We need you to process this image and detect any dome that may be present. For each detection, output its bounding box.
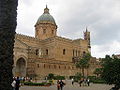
[36,6,56,25]
[36,13,56,25]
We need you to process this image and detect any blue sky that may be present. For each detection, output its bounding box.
[16,0,120,58]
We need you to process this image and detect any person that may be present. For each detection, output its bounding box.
[59,80,65,90]
[71,78,74,85]
[23,77,25,82]
[11,78,16,90]
[87,78,90,86]
[15,77,20,90]
[83,78,87,86]
[79,78,83,87]
[57,80,60,90]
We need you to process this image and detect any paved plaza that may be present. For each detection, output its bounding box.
[20,80,113,90]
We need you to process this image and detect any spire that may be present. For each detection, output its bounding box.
[46,4,47,8]
[44,5,49,14]
[86,26,88,32]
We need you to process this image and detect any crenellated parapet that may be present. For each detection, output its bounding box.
[55,36,87,47]
[55,36,73,42]
[15,33,41,42]
[73,38,84,41]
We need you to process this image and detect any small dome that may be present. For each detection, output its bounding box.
[36,6,56,25]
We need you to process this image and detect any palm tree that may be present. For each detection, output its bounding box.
[0,0,18,89]
[93,68,103,77]
[76,53,91,77]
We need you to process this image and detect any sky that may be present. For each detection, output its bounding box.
[16,0,120,58]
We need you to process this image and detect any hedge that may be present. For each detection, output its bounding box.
[24,82,51,86]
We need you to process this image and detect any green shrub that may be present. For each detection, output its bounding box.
[54,75,65,80]
[87,76,96,82]
[92,79,106,84]
[24,82,51,86]
[47,73,55,80]
[87,76,106,84]
[46,73,65,80]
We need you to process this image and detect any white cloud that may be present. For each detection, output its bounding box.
[16,0,120,58]
[92,40,120,58]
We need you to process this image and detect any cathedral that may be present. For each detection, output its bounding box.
[13,6,94,79]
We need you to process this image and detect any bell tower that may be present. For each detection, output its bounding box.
[84,27,90,45]
[84,27,91,53]
[35,5,57,40]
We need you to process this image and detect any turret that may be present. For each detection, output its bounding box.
[84,27,90,45]
[84,27,91,53]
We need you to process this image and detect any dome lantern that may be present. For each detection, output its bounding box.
[44,5,49,14]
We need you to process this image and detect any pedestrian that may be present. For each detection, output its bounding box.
[57,80,60,90]
[11,78,16,90]
[71,78,74,85]
[83,78,87,86]
[87,78,90,86]
[59,80,65,90]
[15,77,20,90]
[79,80,82,87]
[79,78,83,87]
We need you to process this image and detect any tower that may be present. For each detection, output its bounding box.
[35,5,57,40]
[84,27,91,52]
[84,27,90,44]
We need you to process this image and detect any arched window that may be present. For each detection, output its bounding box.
[63,49,66,55]
[36,49,39,55]
[46,49,48,55]
[73,50,74,56]
[64,66,66,69]
[52,30,54,34]
[44,64,45,68]
[59,66,60,69]
[76,50,77,56]
[83,51,86,56]
[37,64,39,68]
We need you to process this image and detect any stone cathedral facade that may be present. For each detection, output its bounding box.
[13,6,97,79]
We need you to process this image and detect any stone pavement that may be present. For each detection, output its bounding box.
[20,84,112,90]
[20,80,113,90]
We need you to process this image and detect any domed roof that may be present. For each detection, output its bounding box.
[36,6,56,25]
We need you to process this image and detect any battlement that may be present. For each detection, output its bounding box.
[15,33,41,42]
[55,36,87,46]
[73,38,84,41]
[55,36,73,42]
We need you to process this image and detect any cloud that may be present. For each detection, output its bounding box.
[16,0,120,58]
[92,40,120,58]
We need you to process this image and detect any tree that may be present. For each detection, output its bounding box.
[101,55,120,90]
[0,0,18,89]
[76,53,91,77]
[47,73,55,80]
[73,72,82,82]
[93,68,103,77]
